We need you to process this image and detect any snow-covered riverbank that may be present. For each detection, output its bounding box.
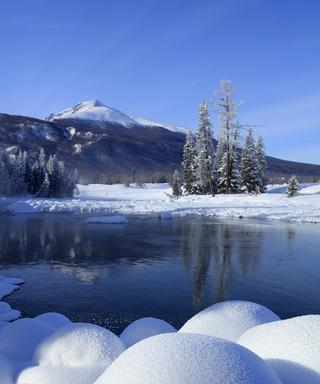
[0,272,320,383]
[4,183,320,223]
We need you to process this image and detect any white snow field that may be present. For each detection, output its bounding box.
[120,317,177,348]
[94,333,282,384]
[239,315,320,384]
[5,182,320,223]
[179,301,280,342]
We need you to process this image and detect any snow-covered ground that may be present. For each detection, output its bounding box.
[5,182,320,223]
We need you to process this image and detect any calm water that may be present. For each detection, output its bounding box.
[0,213,319,334]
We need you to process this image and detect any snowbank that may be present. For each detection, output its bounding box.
[0,318,55,362]
[94,333,281,384]
[18,365,105,384]
[120,317,176,348]
[6,201,38,214]
[0,274,24,300]
[0,301,21,322]
[34,312,72,328]
[85,215,128,224]
[179,300,280,342]
[5,183,320,223]
[34,323,125,368]
[239,315,320,384]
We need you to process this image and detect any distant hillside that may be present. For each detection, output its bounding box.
[0,101,319,183]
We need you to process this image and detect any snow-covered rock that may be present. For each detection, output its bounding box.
[17,365,104,384]
[94,333,282,384]
[6,201,37,214]
[85,215,128,224]
[34,312,72,328]
[239,315,320,384]
[179,301,280,342]
[0,318,55,362]
[34,323,125,368]
[48,100,135,127]
[120,317,176,348]
[0,302,21,322]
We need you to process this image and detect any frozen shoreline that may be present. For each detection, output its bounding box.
[3,182,320,223]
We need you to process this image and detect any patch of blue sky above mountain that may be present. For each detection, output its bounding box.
[0,0,319,163]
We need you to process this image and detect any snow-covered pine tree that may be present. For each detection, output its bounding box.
[195,101,214,195]
[11,151,27,195]
[215,80,240,194]
[218,150,242,194]
[37,171,50,197]
[47,154,61,197]
[256,136,267,193]
[0,149,11,196]
[172,169,182,197]
[240,128,259,193]
[182,130,196,194]
[287,176,298,197]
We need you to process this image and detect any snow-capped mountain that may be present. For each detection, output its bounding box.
[48,100,136,127]
[132,116,190,134]
[48,100,190,134]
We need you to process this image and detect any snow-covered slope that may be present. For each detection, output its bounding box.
[133,116,190,134]
[48,100,135,126]
[47,100,190,134]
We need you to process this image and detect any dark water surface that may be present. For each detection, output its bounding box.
[0,213,319,334]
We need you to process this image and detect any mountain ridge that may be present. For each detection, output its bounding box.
[0,103,319,183]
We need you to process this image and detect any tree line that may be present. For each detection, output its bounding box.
[172,80,268,197]
[0,148,78,198]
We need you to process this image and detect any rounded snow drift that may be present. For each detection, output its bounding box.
[34,323,125,368]
[179,300,280,341]
[0,318,55,361]
[35,312,72,328]
[120,317,176,348]
[0,354,16,384]
[239,314,320,384]
[94,333,282,384]
[0,301,21,322]
[18,365,104,384]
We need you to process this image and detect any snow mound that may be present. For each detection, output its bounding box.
[0,301,21,322]
[48,100,135,126]
[179,301,280,342]
[0,354,16,384]
[120,317,176,348]
[34,312,72,328]
[0,318,55,362]
[34,323,125,368]
[239,315,320,384]
[85,215,128,224]
[6,201,37,214]
[0,283,20,300]
[299,184,320,195]
[94,333,281,384]
[17,365,104,384]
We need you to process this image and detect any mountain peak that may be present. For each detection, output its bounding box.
[47,100,134,126]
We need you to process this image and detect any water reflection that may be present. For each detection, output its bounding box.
[0,215,319,329]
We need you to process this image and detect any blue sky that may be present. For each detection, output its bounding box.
[0,0,319,163]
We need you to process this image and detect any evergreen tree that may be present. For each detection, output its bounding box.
[37,171,50,197]
[240,129,259,193]
[11,151,27,195]
[47,154,60,197]
[195,101,214,195]
[182,130,196,194]
[218,150,242,193]
[215,80,240,194]
[287,176,298,197]
[172,169,182,198]
[256,136,267,193]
